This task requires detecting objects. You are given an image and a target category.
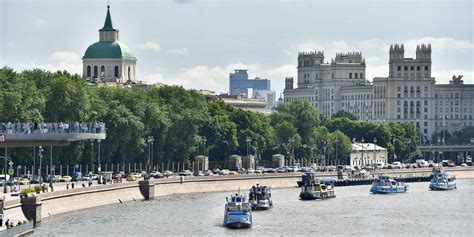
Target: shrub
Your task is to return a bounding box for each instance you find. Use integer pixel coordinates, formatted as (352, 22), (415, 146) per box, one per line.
(34, 186), (42, 194)
(20, 188), (35, 197)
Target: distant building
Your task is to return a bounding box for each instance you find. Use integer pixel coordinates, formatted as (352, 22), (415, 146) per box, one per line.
(218, 94), (269, 114)
(283, 44), (474, 141)
(350, 143), (388, 166)
(82, 5), (138, 84)
(266, 91), (276, 110)
(229, 69), (271, 98)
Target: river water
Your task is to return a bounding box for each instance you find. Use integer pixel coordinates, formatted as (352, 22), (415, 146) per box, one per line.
(32, 179), (474, 236)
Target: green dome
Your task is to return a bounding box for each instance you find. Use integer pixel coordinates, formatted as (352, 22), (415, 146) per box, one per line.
(83, 41), (135, 59)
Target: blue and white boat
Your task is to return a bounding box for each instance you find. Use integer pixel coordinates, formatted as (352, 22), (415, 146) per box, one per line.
(429, 168), (456, 191)
(370, 175), (408, 194)
(223, 193), (252, 228)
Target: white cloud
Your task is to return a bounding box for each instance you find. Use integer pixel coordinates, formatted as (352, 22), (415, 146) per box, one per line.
(50, 51), (81, 63)
(166, 48), (189, 56)
(18, 62), (82, 75)
(33, 18), (48, 29)
(137, 41), (161, 52)
(404, 37), (474, 52)
(146, 63), (295, 94)
(432, 69), (474, 84)
(143, 72), (164, 84)
(17, 51), (82, 74)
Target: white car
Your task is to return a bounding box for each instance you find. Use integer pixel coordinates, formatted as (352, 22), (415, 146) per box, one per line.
(163, 171), (173, 177)
(218, 169), (230, 175)
(179, 170), (192, 176)
(246, 168), (255, 174)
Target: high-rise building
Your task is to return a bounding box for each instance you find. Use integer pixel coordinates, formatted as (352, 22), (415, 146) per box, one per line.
(229, 69), (271, 98)
(283, 44), (474, 142)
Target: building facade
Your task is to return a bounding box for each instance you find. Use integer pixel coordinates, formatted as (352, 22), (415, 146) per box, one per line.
(350, 143), (388, 166)
(229, 69), (271, 98)
(82, 5), (137, 84)
(283, 44), (474, 142)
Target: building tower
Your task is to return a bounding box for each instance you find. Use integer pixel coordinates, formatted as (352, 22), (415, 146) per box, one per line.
(82, 5), (137, 84)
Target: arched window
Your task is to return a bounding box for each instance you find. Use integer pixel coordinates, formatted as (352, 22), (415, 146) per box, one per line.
(93, 66), (98, 78)
(100, 66), (105, 77)
(114, 66), (119, 77)
(86, 66), (91, 77)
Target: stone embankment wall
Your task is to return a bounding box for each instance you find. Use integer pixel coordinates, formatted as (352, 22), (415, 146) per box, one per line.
(154, 175), (299, 197)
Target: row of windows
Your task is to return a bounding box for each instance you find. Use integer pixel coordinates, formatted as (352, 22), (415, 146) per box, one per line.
(86, 65), (120, 78)
(349, 73), (363, 79)
(341, 94), (371, 100)
(397, 65), (429, 71)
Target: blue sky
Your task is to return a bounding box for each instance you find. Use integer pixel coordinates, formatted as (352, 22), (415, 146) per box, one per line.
(1, 0), (473, 94)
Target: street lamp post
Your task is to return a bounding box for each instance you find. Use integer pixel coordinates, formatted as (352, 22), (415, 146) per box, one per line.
(246, 137), (252, 158)
(90, 140), (94, 175)
(97, 140), (101, 184)
(49, 146), (53, 190)
(288, 137), (295, 166)
(147, 136), (154, 173)
(373, 137), (377, 165)
(38, 146), (43, 185)
(3, 146), (7, 193)
(392, 138), (397, 163)
(407, 139), (412, 163)
(33, 146), (36, 177)
(361, 138), (365, 166)
(201, 137), (207, 171)
(335, 137), (339, 165)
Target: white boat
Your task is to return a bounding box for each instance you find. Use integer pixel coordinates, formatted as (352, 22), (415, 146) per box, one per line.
(248, 184), (273, 210)
(370, 175), (407, 194)
(223, 193), (252, 228)
(429, 168), (456, 190)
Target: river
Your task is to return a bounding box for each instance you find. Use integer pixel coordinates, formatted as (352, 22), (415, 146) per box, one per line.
(32, 179), (474, 236)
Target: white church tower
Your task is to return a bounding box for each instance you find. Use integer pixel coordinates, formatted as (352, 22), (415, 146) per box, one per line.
(82, 5), (137, 84)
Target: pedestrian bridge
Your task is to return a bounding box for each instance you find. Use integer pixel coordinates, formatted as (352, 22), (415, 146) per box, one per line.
(0, 122), (106, 147)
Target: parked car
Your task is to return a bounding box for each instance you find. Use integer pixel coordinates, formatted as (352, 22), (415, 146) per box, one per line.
(30, 176), (41, 184)
(194, 171), (205, 176)
(150, 171), (164, 179)
(112, 173), (123, 182)
(18, 178), (30, 185)
(70, 172), (83, 182)
(218, 169), (230, 175)
(60, 176), (72, 182)
(391, 162), (402, 169)
(178, 170), (193, 176)
(276, 167), (287, 173)
(163, 171), (173, 177)
(246, 168), (255, 174)
(204, 170), (215, 176)
(44, 175), (60, 183)
(126, 175), (137, 181)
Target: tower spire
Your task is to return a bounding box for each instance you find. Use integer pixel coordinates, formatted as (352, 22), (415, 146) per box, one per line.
(100, 4), (115, 31)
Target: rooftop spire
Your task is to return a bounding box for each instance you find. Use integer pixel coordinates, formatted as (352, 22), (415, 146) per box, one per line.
(100, 4), (115, 31)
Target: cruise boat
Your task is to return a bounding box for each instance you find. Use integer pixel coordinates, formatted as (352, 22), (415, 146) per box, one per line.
(299, 178), (336, 200)
(370, 175), (408, 194)
(429, 168), (456, 191)
(248, 184), (273, 210)
(223, 193), (252, 228)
